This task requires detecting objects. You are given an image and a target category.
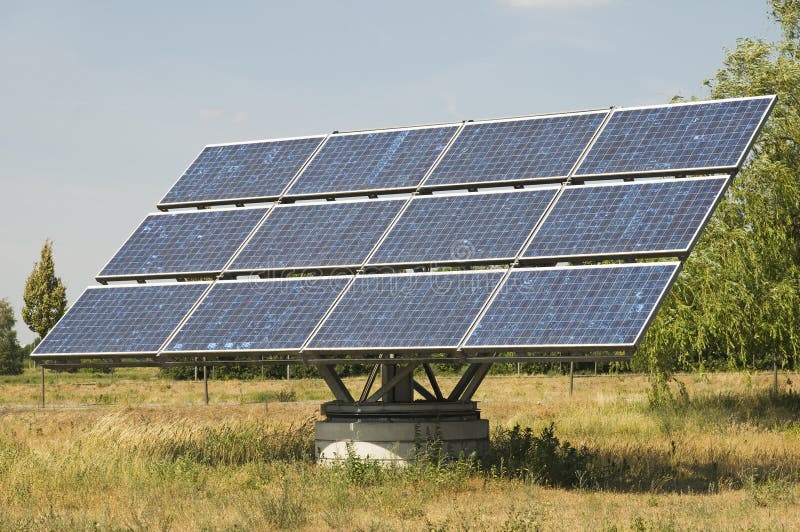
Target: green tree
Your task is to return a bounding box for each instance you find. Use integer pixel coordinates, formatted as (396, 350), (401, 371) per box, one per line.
(22, 240), (67, 341)
(636, 0), (800, 375)
(0, 299), (23, 375)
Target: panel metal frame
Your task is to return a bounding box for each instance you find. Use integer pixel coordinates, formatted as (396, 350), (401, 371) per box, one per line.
(572, 95), (777, 180)
(461, 262), (682, 354)
(518, 174), (733, 265)
(31, 281), (212, 358)
(282, 122), (463, 201)
(419, 109), (611, 192)
(156, 134), (327, 210)
(95, 204), (272, 283)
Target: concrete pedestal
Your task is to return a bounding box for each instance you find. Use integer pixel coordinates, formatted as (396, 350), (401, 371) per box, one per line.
(315, 401), (489, 464)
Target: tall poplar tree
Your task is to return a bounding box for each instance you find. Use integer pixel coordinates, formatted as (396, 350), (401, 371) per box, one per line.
(0, 299), (22, 375)
(22, 240), (67, 341)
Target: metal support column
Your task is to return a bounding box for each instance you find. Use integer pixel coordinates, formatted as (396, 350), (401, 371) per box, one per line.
(40, 366), (45, 408)
(569, 361), (574, 398)
(203, 362), (209, 405)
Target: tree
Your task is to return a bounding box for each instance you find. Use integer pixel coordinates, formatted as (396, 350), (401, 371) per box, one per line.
(0, 299), (23, 375)
(22, 240), (67, 341)
(636, 0), (800, 375)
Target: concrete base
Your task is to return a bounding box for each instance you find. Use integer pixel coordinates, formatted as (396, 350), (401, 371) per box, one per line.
(315, 401), (489, 464)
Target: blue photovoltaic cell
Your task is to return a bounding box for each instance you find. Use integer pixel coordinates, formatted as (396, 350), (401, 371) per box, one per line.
(159, 137), (323, 205)
(309, 272), (503, 350)
(425, 112), (607, 187)
(524, 177), (728, 259)
(99, 208), (267, 278)
(166, 277), (348, 352)
(230, 199), (405, 271)
(286, 126), (458, 196)
(576, 97), (774, 176)
(466, 264), (678, 348)
(32, 284), (207, 355)
(369, 189), (557, 265)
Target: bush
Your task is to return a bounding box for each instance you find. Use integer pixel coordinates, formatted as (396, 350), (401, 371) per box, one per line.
(486, 423), (594, 488)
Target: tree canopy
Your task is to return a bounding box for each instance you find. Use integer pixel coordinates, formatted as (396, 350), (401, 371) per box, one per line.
(22, 240), (67, 342)
(636, 0), (800, 373)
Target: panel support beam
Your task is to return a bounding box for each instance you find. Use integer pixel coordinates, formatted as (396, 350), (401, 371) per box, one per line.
(448, 361), (494, 402)
(317, 364), (354, 403)
(460, 362), (494, 402)
(367, 362), (419, 402)
(422, 363), (444, 400)
(412, 379), (437, 401)
(359, 360), (382, 403)
(448, 363), (481, 401)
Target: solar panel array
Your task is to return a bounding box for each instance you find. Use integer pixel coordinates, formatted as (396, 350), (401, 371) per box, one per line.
(165, 277), (349, 353)
(159, 137), (323, 208)
(229, 199), (405, 272)
(35, 284), (208, 356)
(308, 272), (504, 351)
(33, 96), (775, 360)
(522, 177), (729, 261)
(98, 208), (267, 280)
(465, 264), (679, 350)
(369, 189), (557, 266)
(286, 126), (458, 197)
(425, 112), (607, 187)
(575, 96), (773, 177)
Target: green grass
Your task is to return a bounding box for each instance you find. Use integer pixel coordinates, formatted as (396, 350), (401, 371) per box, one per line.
(0, 369), (799, 529)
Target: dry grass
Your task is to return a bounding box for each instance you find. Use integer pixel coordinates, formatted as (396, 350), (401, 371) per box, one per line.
(0, 368), (799, 530)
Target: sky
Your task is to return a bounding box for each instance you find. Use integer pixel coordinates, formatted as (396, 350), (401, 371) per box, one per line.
(0, 0), (780, 344)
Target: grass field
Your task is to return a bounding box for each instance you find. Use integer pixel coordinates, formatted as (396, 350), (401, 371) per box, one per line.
(1, 367), (799, 530)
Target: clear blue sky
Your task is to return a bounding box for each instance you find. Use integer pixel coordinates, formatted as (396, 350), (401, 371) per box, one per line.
(0, 0), (780, 343)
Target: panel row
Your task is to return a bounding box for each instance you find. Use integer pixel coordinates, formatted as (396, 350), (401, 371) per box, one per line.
(157, 96), (773, 208)
(99, 177), (727, 281)
(33, 263), (680, 358)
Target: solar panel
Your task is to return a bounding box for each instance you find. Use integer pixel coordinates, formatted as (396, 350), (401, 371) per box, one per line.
(424, 112), (607, 188)
(368, 189), (557, 266)
(98, 208), (267, 280)
(308, 271), (503, 351)
(523, 177), (729, 260)
(286, 126), (458, 197)
(159, 136), (323, 207)
(164, 277), (349, 354)
(575, 96), (774, 177)
(32, 283), (208, 356)
(465, 263), (679, 350)
(229, 199), (405, 272)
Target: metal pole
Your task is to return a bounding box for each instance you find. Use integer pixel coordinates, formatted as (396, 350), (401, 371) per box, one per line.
(40, 365), (45, 408)
(569, 361), (574, 398)
(203, 362), (209, 405)
(287, 356), (290, 381)
(517, 362), (520, 376)
(773, 358), (779, 396)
